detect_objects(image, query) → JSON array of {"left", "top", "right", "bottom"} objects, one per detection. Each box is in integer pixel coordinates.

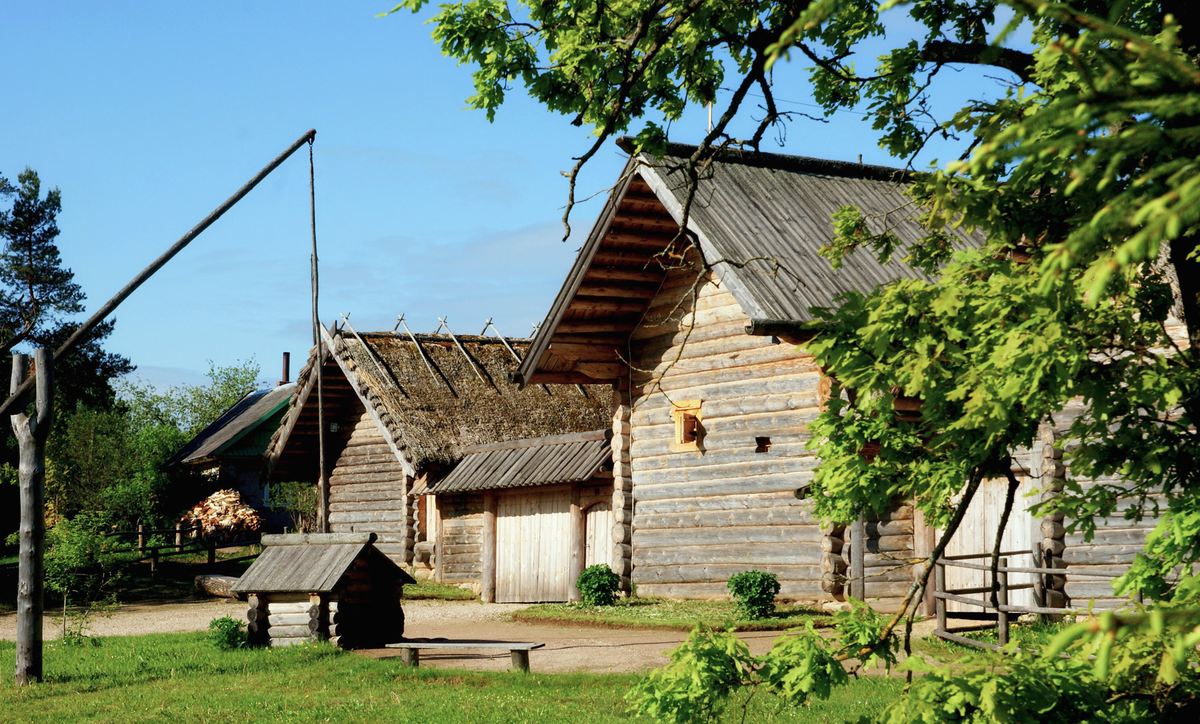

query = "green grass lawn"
[
  {"left": 914, "top": 618, "right": 1073, "bottom": 659},
  {"left": 403, "top": 579, "right": 479, "bottom": 601},
  {"left": 0, "top": 632, "right": 903, "bottom": 723},
  {"left": 513, "top": 598, "right": 831, "bottom": 632}
]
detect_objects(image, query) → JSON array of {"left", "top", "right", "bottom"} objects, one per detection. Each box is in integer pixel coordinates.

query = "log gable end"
[
  {"left": 511, "top": 139, "right": 985, "bottom": 604},
  {"left": 628, "top": 261, "right": 825, "bottom": 600}
]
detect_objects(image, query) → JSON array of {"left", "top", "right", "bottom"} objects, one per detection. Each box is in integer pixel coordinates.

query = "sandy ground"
[{"left": 0, "top": 598, "right": 937, "bottom": 675}]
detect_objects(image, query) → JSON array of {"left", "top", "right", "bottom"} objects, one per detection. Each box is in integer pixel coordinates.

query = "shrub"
[
  {"left": 577, "top": 564, "right": 621, "bottom": 606},
  {"left": 207, "top": 616, "right": 247, "bottom": 650},
  {"left": 727, "top": 570, "right": 780, "bottom": 619}
]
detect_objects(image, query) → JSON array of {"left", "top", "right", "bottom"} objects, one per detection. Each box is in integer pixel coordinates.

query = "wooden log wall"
[
  {"left": 328, "top": 410, "right": 414, "bottom": 566},
  {"left": 840, "top": 504, "right": 915, "bottom": 613},
  {"left": 437, "top": 494, "right": 484, "bottom": 587},
  {"left": 260, "top": 592, "right": 326, "bottom": 648},
  {"left": 1045, "top": 403, "right": 1159, "bottom": 609},
  {"left": 628, "top": 266, "right": 827, "bottom": 601},
  {"left": 611, "top": 382, "right": 634, "bottom": 592},
  {"left": 328, "top": 558, "right": 405, "bottom": 648}
]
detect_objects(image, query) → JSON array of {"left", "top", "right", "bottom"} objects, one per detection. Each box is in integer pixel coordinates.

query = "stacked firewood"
[{"left": 181, "top": 489, "right": 261, "bottom": 537}]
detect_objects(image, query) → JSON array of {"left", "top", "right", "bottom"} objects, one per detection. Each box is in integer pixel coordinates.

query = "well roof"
[{"left": 231, "top": 532, "right": 415, "bottom": 593}]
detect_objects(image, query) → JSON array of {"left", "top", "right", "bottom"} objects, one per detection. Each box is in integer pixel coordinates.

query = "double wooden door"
[
  {"left": 496, "top": 489, "right": 571, "bottom": 602},
  {"left": 941, "top": 474, "right": 1039, "bottom": 610}
]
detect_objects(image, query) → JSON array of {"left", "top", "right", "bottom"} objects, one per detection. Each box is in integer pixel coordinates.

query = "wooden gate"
[
  {"left": 584, "top": 501, "right": 613, "bottom": 569},
  {"left": 496, "top": 489, "right": 571, "bottom": 602},
  {"left": 941, "top": 474, "right": 1039, "bottom": 610}
]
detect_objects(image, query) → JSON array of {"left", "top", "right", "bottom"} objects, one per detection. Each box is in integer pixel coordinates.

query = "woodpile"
[{"left": 181, "top": 489, "right": 261, "bottom": 538}]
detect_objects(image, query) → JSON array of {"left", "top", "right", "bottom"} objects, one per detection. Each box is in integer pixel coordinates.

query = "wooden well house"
[
  {"left": 511, "top": 138, "right": 1184, "bottom": 613},
  {"left": 231, "top": 532, "right": 414, "bottom": 648},
  {"left": 264, "top": 324, "right": 613, "bottom": 602}
]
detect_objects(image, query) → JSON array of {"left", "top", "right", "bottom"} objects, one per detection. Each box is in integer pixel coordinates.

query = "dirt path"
[
  {"left": 361, "top": 601, "right": 788, "bottom": 674},
  {"left": 0, "top": 598, "right": 937, "bottom": 675},
  {"left": 0, "top": 597, "right": 246, "bottom": 641}
]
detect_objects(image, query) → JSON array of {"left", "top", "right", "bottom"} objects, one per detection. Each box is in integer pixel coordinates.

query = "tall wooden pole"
[
  {"left": 0, "top": 130, "right": 316, "bottom": 421},
  {"left": 309, "top": 140, "right": 328, "bottom": 534},
  {"left": 11, "top": 349, "right": 53, "bottom": 686}
]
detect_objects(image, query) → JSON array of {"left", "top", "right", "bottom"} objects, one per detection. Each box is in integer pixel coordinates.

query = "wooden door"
[
  {"left": 942, "top": 474, "right": 1039, "bottom": 610},
  {"left": 584, "top": 502, "right": 613, "bottom": 569},
  {"left": 496, "top": 489, "right": 571, "bottom": 602}
]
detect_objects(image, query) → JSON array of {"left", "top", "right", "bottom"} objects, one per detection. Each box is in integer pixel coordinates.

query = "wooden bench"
[{"left": 385, "top": 639, "right": 545, "bottom": 672}]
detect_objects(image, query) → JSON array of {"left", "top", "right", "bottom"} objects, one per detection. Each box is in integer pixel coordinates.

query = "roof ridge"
[
  {"left": 357, "top": 331, "right": 533, "bottom": 344},
  {"left": 614, "top": 136, "right": 911, "bottom": 183}
]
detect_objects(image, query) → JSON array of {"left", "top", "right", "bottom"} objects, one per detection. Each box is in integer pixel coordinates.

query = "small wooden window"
[
  {"left": 755, "top": 436, "right": 771, "bottom": 453},
  {"left": 670, "top": 400, "right": 702, "bottom": 451}
]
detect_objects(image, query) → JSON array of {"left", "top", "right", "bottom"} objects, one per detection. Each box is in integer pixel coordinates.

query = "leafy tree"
[
  {"left": 393, "top": 0, "right": 1200, "bottom": 719},
  {"left": 119, "top": 358, "right": 262, "bottom": 438},
  {"left": 0, "top": 169, "right": 132, "bottom": 536},
  {"left": 0, "top": 168, "right": 84, "bottom": 355}
]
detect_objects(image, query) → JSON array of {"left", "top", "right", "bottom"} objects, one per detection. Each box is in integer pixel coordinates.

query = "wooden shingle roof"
[
  {"left": 425, "top": 430, "right": 611, "bottom": 495},
  {"left": 230, "top": 532, "right": 414, "bottom": 593}
]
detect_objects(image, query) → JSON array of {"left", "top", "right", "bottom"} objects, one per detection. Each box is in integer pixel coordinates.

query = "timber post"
[
  {"left": 568, "top": 486, "right": 584, "bottom": 603},
  {"left": 609, "top": 379, "right": 633, "bottom": 594},
  {"left": 11, "top": 349, "right": 53, "bottom": 686},
  {"left": 934, "top": 559, "right": 947, "bottom": 634},
  {"left": 175, "top": 521, "right": 183, "bottom": 552},
  {"left": 137, "top": 523, "right": 146, "bottom": 554},
  {"left": 481, "top": 492, "right": 497, "bottom": 603},
  {"left": 849, "top": 512, "right": 866, "bottom": 600},
  {"left": 997, "top": 557, "right": 1010, "bottom": 647}
]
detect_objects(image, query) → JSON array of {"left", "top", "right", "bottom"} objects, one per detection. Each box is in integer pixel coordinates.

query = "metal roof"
[
  {"left": 515, "top": 140, "right": 984, "bottom": 385},
  {"left": 169, "top": 383, "right": 296, "bottom": 466},
  {"left": 639, "top": 144, "right": 979, "bottom": 323},
  {"left": 426, "top": 430, "right": 611, "bottom": 495},
  {"left": 231, "top": 532, "right": 414, "bottom": 593}
]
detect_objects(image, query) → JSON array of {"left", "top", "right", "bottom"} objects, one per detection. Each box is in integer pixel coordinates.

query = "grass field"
[
  {"left": 402, "top": 579, "right": 479, "bottom": 601},
  {"left": 0, "top": 632, "right": 903, "bottom": 723},
  {"left": 513, "top": 598, "right": 830, "bottom": 631}
]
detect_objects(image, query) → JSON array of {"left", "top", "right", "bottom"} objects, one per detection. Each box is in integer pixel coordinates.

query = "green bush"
[
  {"left": 577, "top": 564, "right": 621, "bottom": 606},
  {"left": 207, "top": 616, "right": 247, "bottom": 650},
  {"left": 727, "top": 570, "right": 780, "bottom": 620}
]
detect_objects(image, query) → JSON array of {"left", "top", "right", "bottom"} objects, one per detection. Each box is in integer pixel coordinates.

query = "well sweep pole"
[{"left": 0, "top": 130, "right": 317, "bottom": 419}]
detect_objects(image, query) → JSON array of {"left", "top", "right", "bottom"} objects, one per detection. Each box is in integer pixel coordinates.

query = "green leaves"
[
  {"left": 626, "top": 626, "right": 757, "bottom": 724},
  {"left": 628, "top": 623, "right": 863, "bottom": 721}
]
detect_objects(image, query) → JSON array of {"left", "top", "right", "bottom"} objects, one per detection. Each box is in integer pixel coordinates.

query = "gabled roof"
[
  {"left": 168, "top": 383, "right": 296, "bottom": 467},
  {"left": 426, "top": 430, "right": 611, "bottom": 495},
  {"left": 514, "top": 139, "right": 983, "bottom": 386},
  {"left": 266, "top": 325, "right": 612, "bottom": 476},
  {"left": 230, "top": 532, "right": 415, "bottom": 594}
]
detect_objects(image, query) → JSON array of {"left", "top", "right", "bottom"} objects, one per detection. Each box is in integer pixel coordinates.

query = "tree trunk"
[{"left": 11, "top": 350, "right": 53, "bottom": 686}]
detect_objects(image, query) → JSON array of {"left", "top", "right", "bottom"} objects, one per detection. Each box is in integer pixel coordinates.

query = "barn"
[
  {"left": 265, "top": 323, "right": 613, "bottom": 602},
  {"left": 509, "top": 138, "right": 1170, "bottom": 612}
]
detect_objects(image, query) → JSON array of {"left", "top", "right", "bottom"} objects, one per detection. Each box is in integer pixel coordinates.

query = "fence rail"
[{"left": 933, "top": 551, "right": 1129, "bottom": 650}]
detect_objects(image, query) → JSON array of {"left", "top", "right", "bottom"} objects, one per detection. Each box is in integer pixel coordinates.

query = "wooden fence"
[
  {"left": 933, "top": 551, "right": 1130, "bottom": 650},
  {"left": 107, "top": 522, "right": 261, "bottom": 579}
]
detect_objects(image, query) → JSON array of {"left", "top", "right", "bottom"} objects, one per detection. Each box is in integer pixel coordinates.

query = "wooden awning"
[{"left": 425, "top": 430, "right": 611, "bottom": 495}]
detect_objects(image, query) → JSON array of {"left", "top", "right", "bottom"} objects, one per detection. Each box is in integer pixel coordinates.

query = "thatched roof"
[{"left": 266, "top": 326, "right": 612, "bottom": 474}]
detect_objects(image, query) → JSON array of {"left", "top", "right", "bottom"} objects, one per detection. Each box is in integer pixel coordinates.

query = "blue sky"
[{"left": 1, "top": 3, "right": 1009, "bottom": 389}]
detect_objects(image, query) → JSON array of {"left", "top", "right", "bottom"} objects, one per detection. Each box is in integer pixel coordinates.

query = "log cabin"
[
  {"left": 511, "top": 138, "right": 1178, "bottom": 613},
  {"left": 264, "top": 324, "right": 613, "bottom": 602},
  {"left": 166, "top": 362, "right": 296, "bottom": 526}
]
